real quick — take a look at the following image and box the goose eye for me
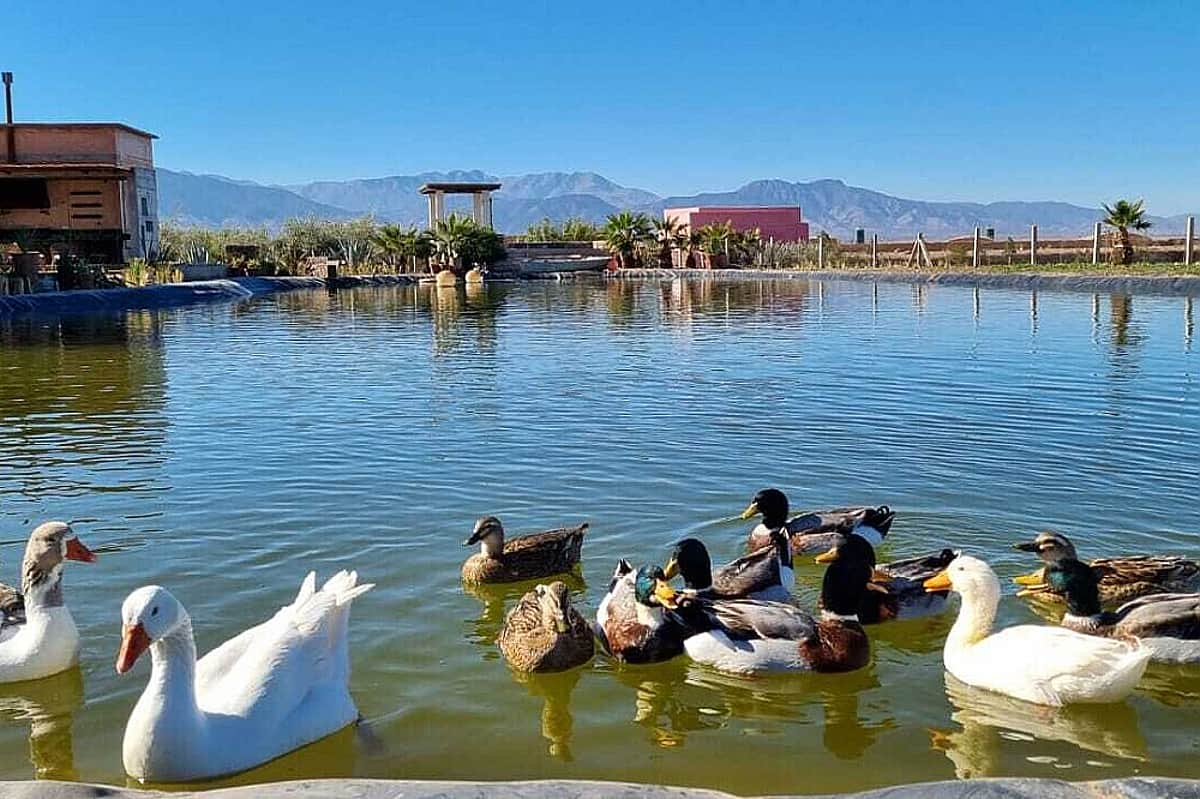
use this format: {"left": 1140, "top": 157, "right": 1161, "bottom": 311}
{"left": 151, "top": 606, "right": 159, "bottom": 617}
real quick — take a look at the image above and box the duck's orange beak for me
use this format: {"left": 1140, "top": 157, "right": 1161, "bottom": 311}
{"left": 116, "top": 623, "right": 150, "bottom": 674}
{"left": 65, "top": 536, "right": 97, "bottom": 563}
{"left": 923, "top": 569, "right": 953, "bottom": 593}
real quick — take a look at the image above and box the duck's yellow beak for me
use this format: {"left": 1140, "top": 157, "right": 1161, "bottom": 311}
{"left": 923, "top": 569, "right": 952, "bottom": 593}
{"left": 739, "top": 501, "right": 759, "bottom": 520}
{"left": 1013, "top": 568, "right": 1046, "bottom": 586}
{"left": 662, "top": 556, "right": 680, "bottom": 580}
{"left": 815, "top": 545, "right": 840, "bottom": 564}
{"left": 654, "top": 579, "right": 679, "bottom": 609}
{"left": 1016, "top": 583, "right": 1051, "bottom": 598}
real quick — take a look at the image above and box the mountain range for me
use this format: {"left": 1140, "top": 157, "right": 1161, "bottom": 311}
{"left": 156, "top": 168, "right": 1194, "bottom": 241}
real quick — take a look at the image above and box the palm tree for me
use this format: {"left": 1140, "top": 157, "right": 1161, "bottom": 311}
{"left": 697, "top": 222, "right": 734, "bottom": 268}
{"left": 431, "top": 213, "right": 476, "bottom": 271}
{"left": 373, "top": 224, "right": 408, "bottom": 271}
{"left": 1102, "top": 199, "right": 1152, "bottom": 266}
{"left": 653, "top": 215, "right": 684, "bottom": 269}
{"left": 603, "top": 211, "right": 654, "bottom": 269}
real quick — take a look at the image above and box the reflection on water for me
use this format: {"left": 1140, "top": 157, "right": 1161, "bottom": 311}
{"left": 0, "top": 667, "right": 85, "bottom": 781}
{"left": 933, "top": 675, "right": 1147, "bottom": 779}
{"left": 508, "top": 668, "right": 583, "bottom": 762}
{"left": 0, "top": 278, "right": 1197, "bottom": 792}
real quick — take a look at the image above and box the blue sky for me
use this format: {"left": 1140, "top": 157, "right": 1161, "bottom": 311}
{"left": 10, "top": 1, "right": 1199, "bottom": 213}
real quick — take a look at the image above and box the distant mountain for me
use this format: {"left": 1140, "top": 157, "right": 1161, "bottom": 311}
{"left": 157, "top": 170, "right": 352, "bottom": 228}
{"left": 157, "top": 168, "right": 1194, "bottom": 241}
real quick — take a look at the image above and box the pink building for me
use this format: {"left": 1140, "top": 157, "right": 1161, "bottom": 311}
{"left": 664, "top": 206, "right": 810, "bottom": 242}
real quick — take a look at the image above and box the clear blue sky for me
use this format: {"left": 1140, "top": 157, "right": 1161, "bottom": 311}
{"left": 9, "top": 1, "right": 1199, "bottom": 213}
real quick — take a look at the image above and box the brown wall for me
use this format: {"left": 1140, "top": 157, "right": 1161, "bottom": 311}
{"left": 1, "top": 178, "right": 123, "bottom": 229}
{"left": 10, "top": 125, "right": 153, "bottom": 168}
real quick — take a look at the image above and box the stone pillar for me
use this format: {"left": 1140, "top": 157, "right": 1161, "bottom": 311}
{"left": 1030, "top": 224, "right": 1038, "bottom": 266}
{"left": 1186, "top": 216, "right": 1195, "bottom": 266}
{"left": 972, "top": 227, "right": 981, "bottom": 268}
{"left": 1092, "top": 221, "right": 1102, "bottom": 265}
{"left": 483, "top": 192, "right": 494, "bottom": 229}
{"left": 472, "top": 193, "right": 485, "bottom": 226}
{"left": 427, "top": 194, "right": 438, "bottom": 229}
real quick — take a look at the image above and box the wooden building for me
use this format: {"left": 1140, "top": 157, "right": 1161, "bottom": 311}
{"left": 0, "top": 123, "right": 159, "bottom": 264}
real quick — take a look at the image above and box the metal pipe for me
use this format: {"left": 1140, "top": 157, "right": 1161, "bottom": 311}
{"left": 2, "top": 72, "right": 14, "bottom": 163}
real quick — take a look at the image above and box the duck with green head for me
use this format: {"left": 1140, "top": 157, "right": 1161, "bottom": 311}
{"left": 595, "top": 564, "right": 692, "bottom": 665}
{"left": 461, "top": 516, "right": 587, "bottom": 584}
{"left": 663, "top": 529, "right": 792, "bottom": 602}
{"left": 815, "top": 533, "right": 957, "bottom": 623}
{"left": 741, "top": 488, "right": 894, "bottom": 556}
{"left": 1013, "top": 531, "right": 1200, "bottom": 606}
{"left": 670, "top": 532, "right": 878, "bottom": 675}
{"left": 1038, "top": 557, "right": 1200, "bottom": 664}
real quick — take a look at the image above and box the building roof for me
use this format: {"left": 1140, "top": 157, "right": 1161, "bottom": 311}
{"left": 0, "top": 163, "right": 132, "bottom": 177}
{"left": 419, "top": 182, "right": 502, "bottom": 194}
{"left": 7, "top": 122, "right": 158, "bottom": 139}
{"left": 664, "top": 205, "right": 801, "bottom": 212}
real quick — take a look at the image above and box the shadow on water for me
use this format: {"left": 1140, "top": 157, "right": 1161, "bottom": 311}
{"left": 930, "top": 674, "right": 1147, "bottom": 779}
{"left": 0, "top": 666, "right": 85, "bottom": 781}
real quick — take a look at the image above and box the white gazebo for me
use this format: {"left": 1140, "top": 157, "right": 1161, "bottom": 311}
{"left": 419, "top": 181, "right": 501, "bottom": 229}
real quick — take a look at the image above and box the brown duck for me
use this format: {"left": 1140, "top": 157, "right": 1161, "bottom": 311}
{"left": 461, "top": 516, "right": 586, "bottom": 584}
{"left": 1014, "top": 531, "right": 1200, "bottom": 606}
{"left": 498, "top": 581, "right": 594, "bottom": 673}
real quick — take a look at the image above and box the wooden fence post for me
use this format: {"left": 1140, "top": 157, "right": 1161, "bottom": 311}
{"left": 1092, "top": 221, "right": 1102, "bottom": 265}
{"left": 1186, "top": 216, "right": 1195, "bottom": 266}
{"left": 871, "top": 234, "right": 878, "bottom": 268}
{"left": 1030, "top": 224, "right": 1038, "bottom": 266}
{"left": 972, "top": 227, "right": 981, "bottom": 268}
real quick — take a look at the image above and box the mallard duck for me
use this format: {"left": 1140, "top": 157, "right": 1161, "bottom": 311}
{"left": 741, "top": 488, "right": 894, "bottom": 555}
{"left": 667, "top": 534, "right": 876, "bottom": 675}
{"left": 498, "top": 581, "right": 594, "bottom": 673}
{"left": 461, "top": 516, "right": 587, "bottom": 584}
{"left": 117, "top": 571, "right": 372, "bottom": 782}
{"left": 815, "top": 534, "right": 957, "bottom": 623}
{"left": 1013, "top": 531, "right": 1200, "bottom": 605}
{"left": 922, "top": 555, "right": 1151, "bottom": 706}
{"left": 1035, "top": 558, "right": 1200, "bottom": 664}
{"left": 662, "top": 532, "right": 792, "bottom": 602}
{"left": 0, "top": 522, "right": 97, "bottom": 683}
{"left": 596, "top": 564, "right": 691, "bottom": 664}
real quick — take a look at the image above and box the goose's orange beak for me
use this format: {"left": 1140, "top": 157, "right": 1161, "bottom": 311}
{"left": 116, "top": 623, "right": 150, "bottom": 674}
{"left": 923, "top": 570, "right": 953, "bottom": 593}
{"left": 65, "top": 536, "right": 96, "bottom": 563}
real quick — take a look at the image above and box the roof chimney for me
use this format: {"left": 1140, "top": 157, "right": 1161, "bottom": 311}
{"left": 2, "top": 72, "right": 13, "bottom": 163}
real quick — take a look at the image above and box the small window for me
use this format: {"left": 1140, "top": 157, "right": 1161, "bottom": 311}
{"left": 0, "top": 178, "right": 51, "bottom": 209}
{"left": 144, "top": 220, "right": 154, "bottom": 232}
{"left": 140, "top": 196, "right": 149, "bottom": 215}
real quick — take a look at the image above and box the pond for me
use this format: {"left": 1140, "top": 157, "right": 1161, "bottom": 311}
{"left": 0, "top": 277, "right": 1197, "bottom": 794}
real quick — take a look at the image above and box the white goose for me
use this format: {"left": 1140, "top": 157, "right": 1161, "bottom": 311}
{"left": 0, "top": 522, "right": 96, "bottom": 683}
{"left": 117, "top": 570, "right": 373, "bottom": 783}
{"left": 923, "top": 555, "right": 1151, "bottom": 707}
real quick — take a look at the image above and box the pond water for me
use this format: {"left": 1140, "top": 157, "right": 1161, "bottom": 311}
{"left": 0, "top": 277, "right": 1197, "bottom": 794}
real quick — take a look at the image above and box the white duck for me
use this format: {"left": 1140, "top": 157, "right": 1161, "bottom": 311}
{"left": 117, "top": 570, "right": 372, "bottom": 783}
{"left": 923, "top": 555, "right": 1150, "bottom": 707}
{"left": 0, "top": 522, "right": 96, "bottom": 683}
